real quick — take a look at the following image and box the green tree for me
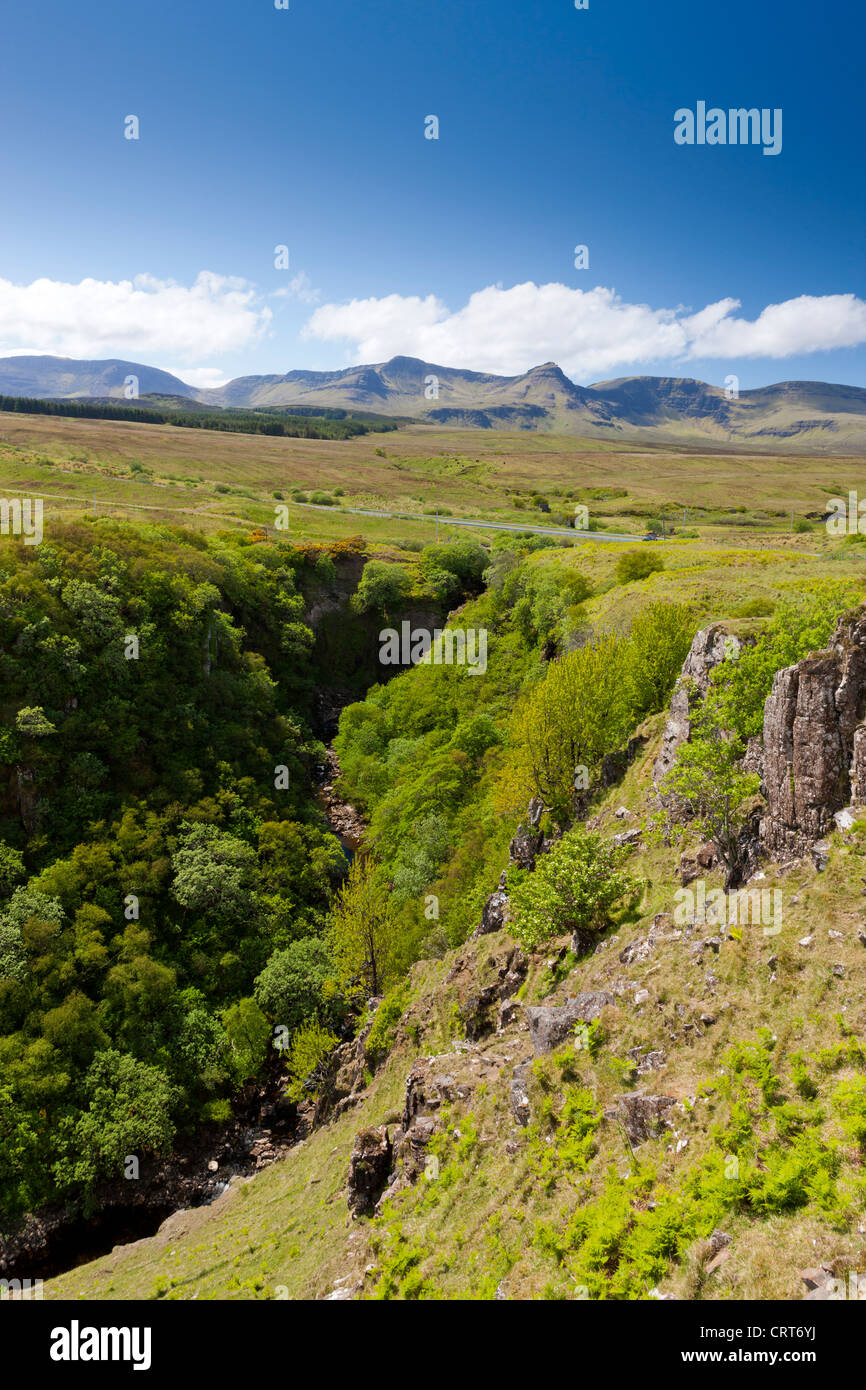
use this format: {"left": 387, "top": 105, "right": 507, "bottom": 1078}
{"left": 351, "top": 561, "right": 412, "bottom": 615}
{"left": 0, "top": 888, "right": 64, "bottom": 981}
{"left": 15, "top": 706, "right": 56, "bottom": 738}
{"left": 657, "top": 703, "right": 760, "bottom": 884}
{"left": 328, "top": 856, "right": 395, "bottom": 999}
{"left": 171, "top": 823, "right": 257, "bottom": 921}
{"left": 254, "top": 938, "right": 338, "bottom": 1031}
{"left": 221, "top": 997, "right": 271, "bottom": 1084}
{"left": 419, "top": 540, "right": 488, "bottom": 592}
{"left": 508, "top": 826, "right": 636, "bottom": 952}
{"left": 0, "top": 843, "right": 26, "bottom": 897}
{"left": 512, "top": 634, "right": 632, "bottom": 824}
{"left": 627, "top": 601, "right": 695, "bottom": 719}
{"left": 284, "top": 1019, "right": 339, "bottom": 1103}
{"left": 0, "top": 1084, "right": 46, "bottom": 1217}
{"left": 73, "top": 1050, "right": 177, "bottom": 1181}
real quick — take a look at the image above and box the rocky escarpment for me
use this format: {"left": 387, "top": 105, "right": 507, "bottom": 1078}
{"left": 654, "top": 606, "right": 866, "bottom": 868}
{"left": 653, "top": 624, "right": 738, "bottom": 788}
{"left": 761, "top": 609, "right": 866, "bottom": 860}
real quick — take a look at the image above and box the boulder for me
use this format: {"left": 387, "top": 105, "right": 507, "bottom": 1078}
{"left": 628, "top": 1047, "right": 667, "bottom": 1076}
{"left": 610, "top": 1092, "right": 677, "bottom": 1146}
{"left": 612, "top": 827, "right": 642, "bottom": 849}
{"left": 526, "top": 992, "right": 614, "bottom": 1056}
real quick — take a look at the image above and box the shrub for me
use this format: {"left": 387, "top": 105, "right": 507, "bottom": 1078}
{"left": 616, "top": 550, "right": 664, "bottom": 585}
{"left": 365, "top": 982, "right": 412, "bottom": 1066}
{"left": 419, "top": 540, "right": 488, "bottom": 593}
{"left": 508, "top": 826, "right": 636, "bottom": 952}
{"left": 284, "top": 1019, "right": 339, "bottom": 1102}
{"left": 351, "top": 561, "right": 412, "bottom": 615}
{"left": 734, "top": 597, "right": 775, "bottom": 618}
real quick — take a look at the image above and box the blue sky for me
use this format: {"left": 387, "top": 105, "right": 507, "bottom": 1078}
{"left": 0, "top": 0, "right": 863, "bottom": 388}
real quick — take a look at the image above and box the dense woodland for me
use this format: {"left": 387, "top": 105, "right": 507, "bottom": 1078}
{"left": 0, "top": 519, "right": 858, "bottom": 1231}
{"left": 0, "top": 521, "right": 349, "bottom": 1220}
{"left": 0, "top": 394, "right": 395, "bottom": 440}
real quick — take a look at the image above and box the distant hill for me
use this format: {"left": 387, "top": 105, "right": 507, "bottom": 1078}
{"left": 0, "top": 355, "right": 194, "bottom": 400}
{"left": 3, "top": 353, "right": 866, "bottom": 451}
{"left": 190, "top": 357, "right": 866, "bottom": 452}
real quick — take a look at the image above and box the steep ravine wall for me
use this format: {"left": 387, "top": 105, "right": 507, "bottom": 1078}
{"left": 300, "top": 551, "right": 446, "bottom": 736}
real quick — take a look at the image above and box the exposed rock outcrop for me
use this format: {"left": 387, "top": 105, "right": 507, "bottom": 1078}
{"left": 509, "top": 797, "right": 545, "bottom": 869}
{"left": 610, "top": 1092, "right": 677, "bottom": 1146}
{"left": 653, "top": 625, "right": 736, "bottom": 788}
{"left": 761, "top": 609, "right": 866, "bottom": 859}
{"left": 347, "top": 1126, "right": 392, "bottom": 1217}
{"left": 455, "top": 942, "right": 527, "bottom": 1040}
{"left": 526, "top": 991, "right": 614, "bottom": 1056}
{"left": 473, "top": 871, "right": 509, "bottom": 937}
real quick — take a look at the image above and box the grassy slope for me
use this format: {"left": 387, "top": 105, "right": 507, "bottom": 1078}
{"left": 45, "top": 710, "right": 866, "bottom": 1302}
{"left": 1, "top": 411, "right": 865, "bottom": 551}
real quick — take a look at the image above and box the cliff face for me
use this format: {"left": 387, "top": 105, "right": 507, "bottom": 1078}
{"left": 652, "top": 609, "right": 866, "bottom": 865}
{"left": 652, "top": 624, "right": 734, "bottom": 788}
{"left": 761, "top": 611, "right": 866, "bottom": 859}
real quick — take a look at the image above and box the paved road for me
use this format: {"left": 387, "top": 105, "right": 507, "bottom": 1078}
{"left": 29, "top": 489, "right": 638, "bottom": 540}
{"left": 23, "top": 492, "right": 814, "bottom": 556}
{"left": 292, "top": 501, "right": 640, "bottom": 542}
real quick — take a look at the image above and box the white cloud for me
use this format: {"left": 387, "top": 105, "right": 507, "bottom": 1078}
{"left": 683, "top": 294, "right": 866, "bottom": 360}
{"left": 303, "top": 282, "right": 866, "bottom": 380}
{"left": 0, "top": 271, "right": 271, "bottom": 362}
{"left": 271, "top": 271, "right": 320, "bottom": 305}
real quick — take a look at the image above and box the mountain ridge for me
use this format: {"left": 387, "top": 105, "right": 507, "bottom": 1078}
{"left": 2, "top": 353, "right": 866, "bottom": 451}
